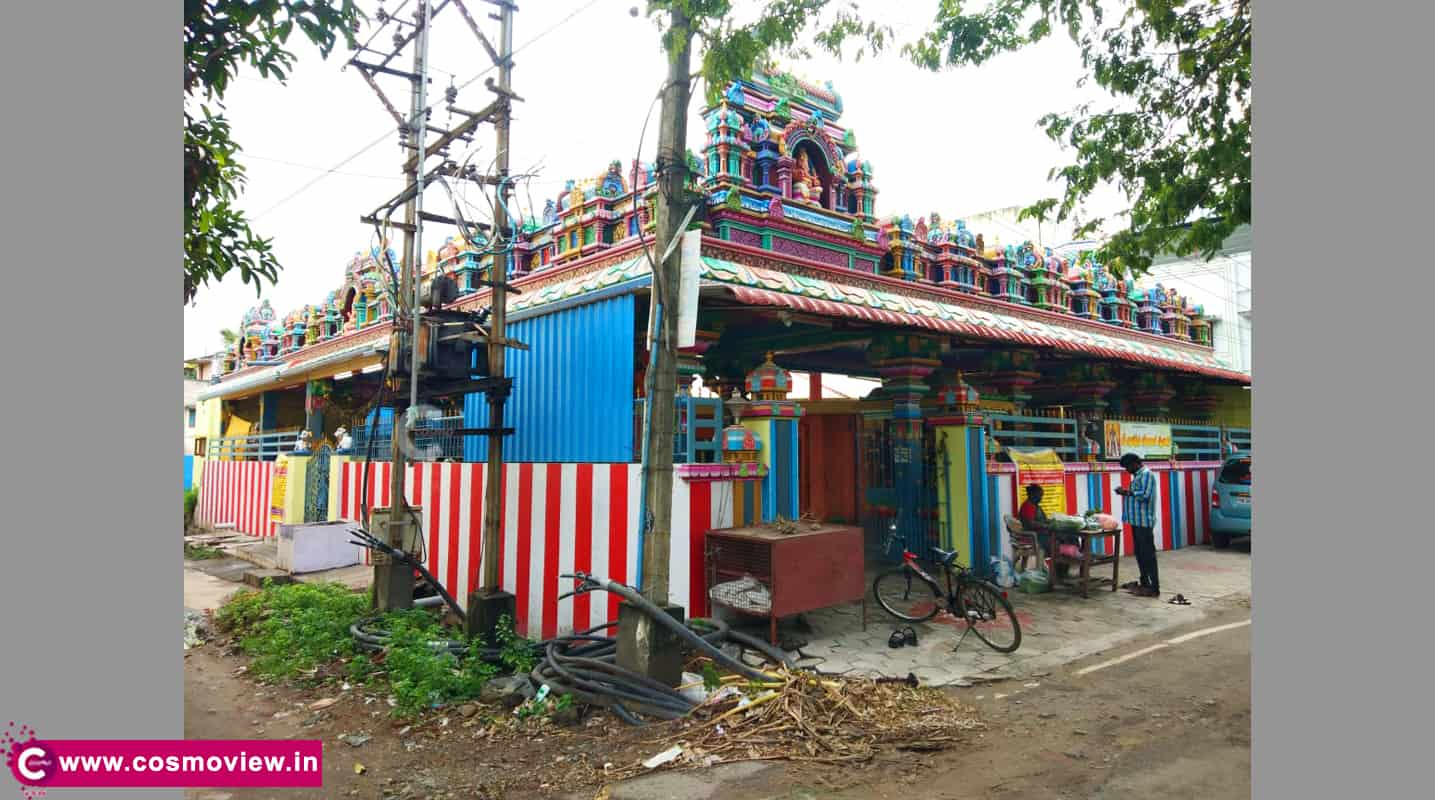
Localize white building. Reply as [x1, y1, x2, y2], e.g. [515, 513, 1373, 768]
[183, 354, 221, 454]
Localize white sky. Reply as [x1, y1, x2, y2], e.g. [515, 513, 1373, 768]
[183, 0, 1123, 358]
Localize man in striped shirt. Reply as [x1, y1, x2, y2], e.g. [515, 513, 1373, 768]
[1116, 453, 1160, 597]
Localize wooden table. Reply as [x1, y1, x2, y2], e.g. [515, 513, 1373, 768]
[1043, 527, 1122, 598]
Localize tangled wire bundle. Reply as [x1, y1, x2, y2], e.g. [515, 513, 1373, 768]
[531, 574, 795, 725]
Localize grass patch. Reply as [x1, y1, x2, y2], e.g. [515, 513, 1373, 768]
[184, 542, 226, 560]
[216, 583, 534, 718]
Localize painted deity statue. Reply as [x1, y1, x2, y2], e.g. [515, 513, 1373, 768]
[599, 160, 625, 197]
[792, 150, 816, 202]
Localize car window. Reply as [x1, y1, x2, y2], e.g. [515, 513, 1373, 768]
[1219, 459, 1251, 484]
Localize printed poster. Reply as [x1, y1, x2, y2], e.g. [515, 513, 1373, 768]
[1008, 448, 1067, 518]
[270, 458, 288, 523]
[1103, 421, 1172, 459]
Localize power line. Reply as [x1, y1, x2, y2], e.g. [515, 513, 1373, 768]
[250, 0, 608, 223]
[245, 152, 406, 181]
[252, 127, 398, 220]
[453, 0, 607, 94]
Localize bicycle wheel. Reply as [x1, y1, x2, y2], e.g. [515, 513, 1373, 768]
[957, 580, 1022, 653]
[872, 566, 942, 623]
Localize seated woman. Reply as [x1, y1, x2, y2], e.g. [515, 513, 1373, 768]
[1018, 484, 1049, 530]
[1019, 484, 1073, 577]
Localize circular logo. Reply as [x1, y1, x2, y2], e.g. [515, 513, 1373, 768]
[11, 741, 56, 786]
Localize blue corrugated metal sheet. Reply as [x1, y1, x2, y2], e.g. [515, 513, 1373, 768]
[183, 454, 194, 491]
[465, 294, 636, 462]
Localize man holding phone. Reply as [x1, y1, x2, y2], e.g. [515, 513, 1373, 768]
[1116, 453, 1160, 597]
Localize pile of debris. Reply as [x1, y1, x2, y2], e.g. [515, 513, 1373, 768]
[612, 667, 984, 778]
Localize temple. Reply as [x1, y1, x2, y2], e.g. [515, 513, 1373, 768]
[193, 68, 1250, 639]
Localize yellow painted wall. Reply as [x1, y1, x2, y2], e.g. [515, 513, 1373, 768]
[192, 397, 225, 484]
[930, 423, 971, 562]
[1209, 385, 1252, 428]
[272, 454, 308, 525]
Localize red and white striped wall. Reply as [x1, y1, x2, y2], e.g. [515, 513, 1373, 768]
[333, 461, 735, 640]
[194, 460, 277, 538]
[987, 463, 1219, 559]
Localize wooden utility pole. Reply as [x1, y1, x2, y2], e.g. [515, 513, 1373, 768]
[638, 6, 694, 606]
[472, 0, 517, 632]
[375, 0, 434, 612]
[352, 0, 519, 616]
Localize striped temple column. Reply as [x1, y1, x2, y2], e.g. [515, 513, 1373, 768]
[871, 333, 942, 556]
[738, 352, 802, 522]
[929, 371, 990, 571]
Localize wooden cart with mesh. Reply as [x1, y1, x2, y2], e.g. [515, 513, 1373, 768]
[704, 524, 866, 645]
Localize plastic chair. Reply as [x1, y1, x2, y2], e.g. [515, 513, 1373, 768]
[1004, 514, 1044, 574]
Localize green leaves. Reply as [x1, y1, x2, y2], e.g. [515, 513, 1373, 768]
[909, 0, 1250, 275]
[215, 581, 370, 681]
[649, 0, 892, 105]
[184, 1, 364, 304]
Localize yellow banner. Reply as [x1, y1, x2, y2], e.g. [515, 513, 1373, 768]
[270, 458, 288, 523]
[1008, 448, 1067, 518]
[1104, 421, 1172, 459]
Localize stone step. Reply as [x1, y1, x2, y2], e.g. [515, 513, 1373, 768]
[243, 569, 295, 588]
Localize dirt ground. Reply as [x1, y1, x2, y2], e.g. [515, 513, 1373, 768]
[183, 597, 1250, 800]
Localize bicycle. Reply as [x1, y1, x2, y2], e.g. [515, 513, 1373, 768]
[871, 526, 1022, 653]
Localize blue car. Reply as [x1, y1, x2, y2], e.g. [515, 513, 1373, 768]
[1210, 455, 1251, 548]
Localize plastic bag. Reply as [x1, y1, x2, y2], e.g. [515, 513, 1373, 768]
[1058, 543, 1082, 559]
[990, 556, 1017, 589]
[1017, 569, 1050, 593]
[1048, 513, 1086, 532]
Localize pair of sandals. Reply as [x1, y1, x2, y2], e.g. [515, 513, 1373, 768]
[1119, 582, 1191, 604]
[888, 626, 919, 649]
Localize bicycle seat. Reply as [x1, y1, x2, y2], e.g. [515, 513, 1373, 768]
[931, 547, 960, 566]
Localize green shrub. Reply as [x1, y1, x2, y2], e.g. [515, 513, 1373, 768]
[183, 487, 200, 528]
[380, 610, 499, 717]
[215, 581, 369, 681]
[494, 614, 538, 675]
[215, 585, 530, 718]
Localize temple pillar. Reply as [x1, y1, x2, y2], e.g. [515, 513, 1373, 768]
[870, 333, 942, 555]
[258, 390, 280, 461]
[1064, 363, 1119, 461]
[304, 379, 332, 442]
[1174, 379, 1221, 423]
[737, 353, 802, 521]
[928, 371, 990, 571]
[1128, 372, 1177, 418]
[979, 349, 1042, 415]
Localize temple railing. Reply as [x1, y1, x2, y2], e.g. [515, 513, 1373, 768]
[986, 413, 1079, 459]
[631, 398, 724, 465]
[207, 430, 301, 462]
[349, 414, 466, 462]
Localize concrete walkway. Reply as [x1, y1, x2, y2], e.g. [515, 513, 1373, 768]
[794, 544, 1251, 686]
